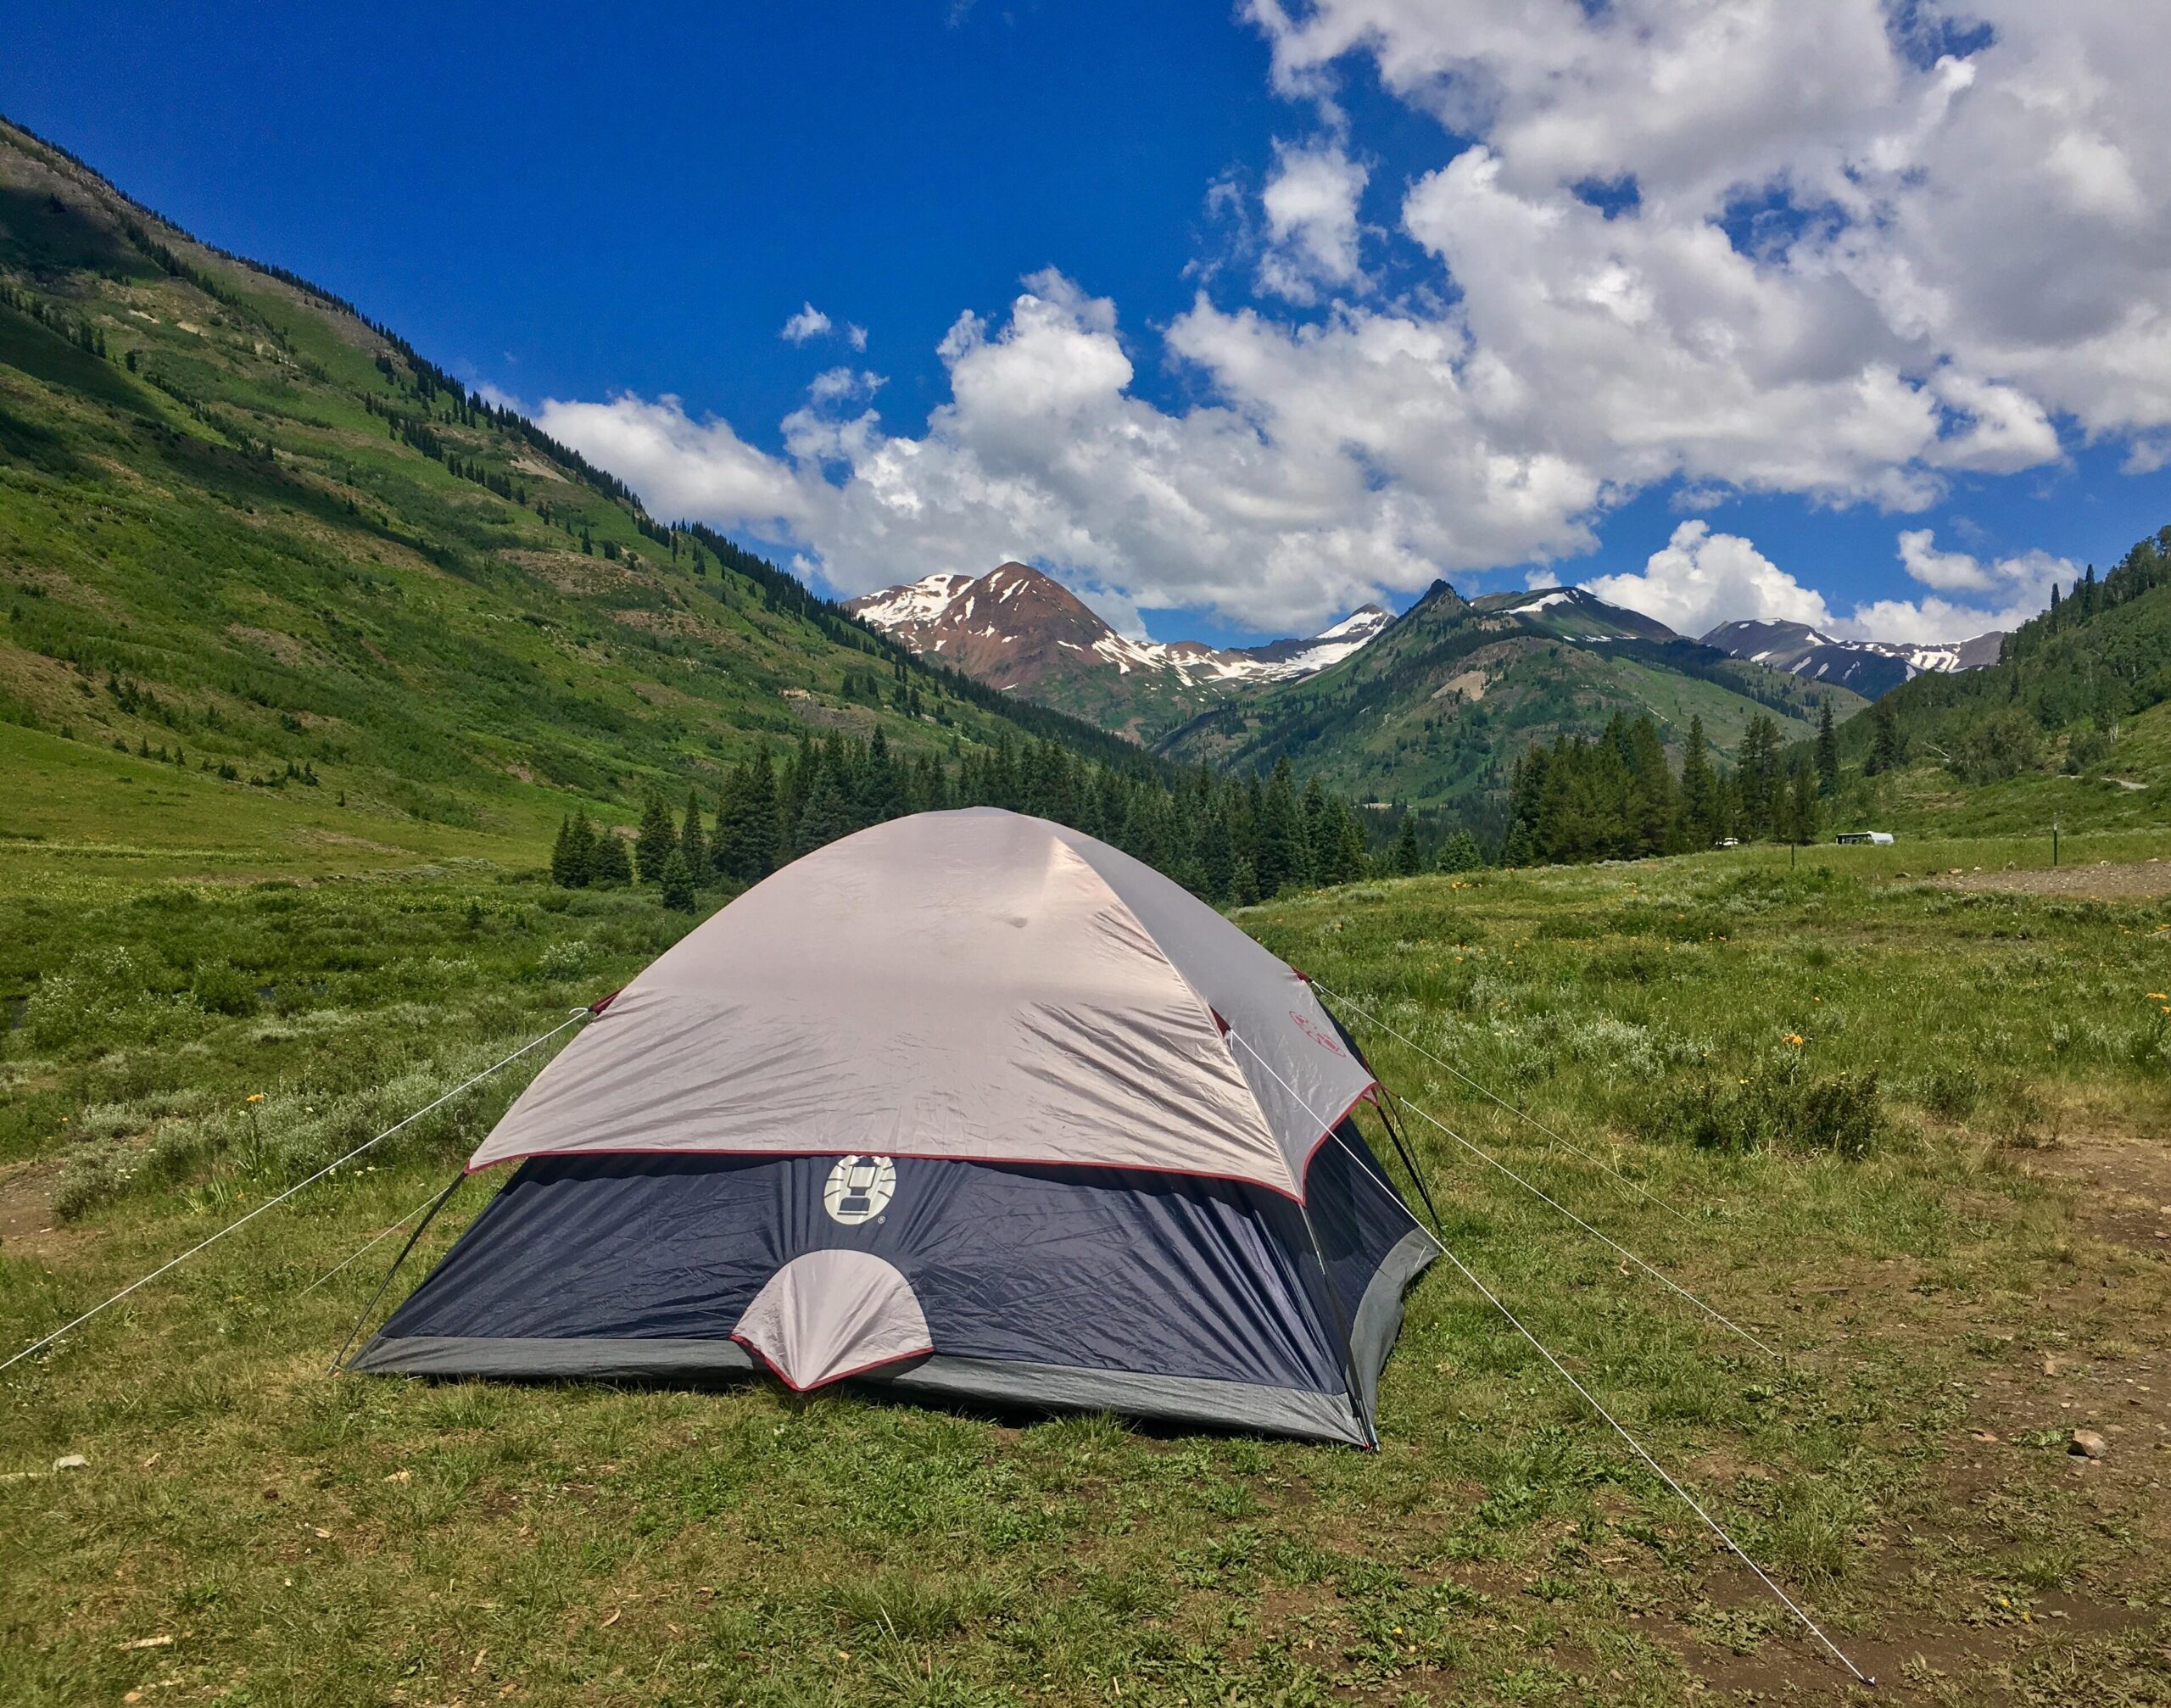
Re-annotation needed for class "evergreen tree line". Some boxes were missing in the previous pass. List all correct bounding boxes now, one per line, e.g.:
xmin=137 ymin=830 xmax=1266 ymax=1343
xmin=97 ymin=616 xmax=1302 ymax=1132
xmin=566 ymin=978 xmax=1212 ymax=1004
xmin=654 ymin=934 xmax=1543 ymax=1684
xmin=1498 ymin=709 xmax=1833 ymax=867
xmin=550 ymin=736 xmax=1390 ymax=910
xmin=2006 ymin=526 xmax=2171 ymax=659
xmin=0 ymin=276 xmax=106 ymax=356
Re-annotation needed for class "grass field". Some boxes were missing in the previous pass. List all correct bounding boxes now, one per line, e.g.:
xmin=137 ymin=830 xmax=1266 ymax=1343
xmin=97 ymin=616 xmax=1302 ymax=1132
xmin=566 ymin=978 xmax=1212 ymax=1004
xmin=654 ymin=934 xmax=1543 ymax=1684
xmin=6 ymin=829 xmax=2171 ymax=1705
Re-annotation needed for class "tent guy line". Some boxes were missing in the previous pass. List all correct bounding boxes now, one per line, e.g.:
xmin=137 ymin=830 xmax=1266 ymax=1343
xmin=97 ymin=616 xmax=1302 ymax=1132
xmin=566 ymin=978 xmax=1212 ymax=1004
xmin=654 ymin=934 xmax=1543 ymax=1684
xmin=1226 ymin=1026 xmax=1444 ymax=1258
xmin=1227 ymin=1025 xmax=1778 ymax=1360
xmin=1310 ymin=980 xmax=1696 ymax=1227
xmin=1428 ymin=1237 xmax=1875 ymax=1687
xmin=1389 ymin=1095 xmax=1783 ymax=1363
xmin=297 ymin=1175 xmax=472 ymax=1298
xmin=0 ymin=1012 xmax=590 ymax=1377
xmin=1226 ymin=1025 xmax=1872 ymax=1688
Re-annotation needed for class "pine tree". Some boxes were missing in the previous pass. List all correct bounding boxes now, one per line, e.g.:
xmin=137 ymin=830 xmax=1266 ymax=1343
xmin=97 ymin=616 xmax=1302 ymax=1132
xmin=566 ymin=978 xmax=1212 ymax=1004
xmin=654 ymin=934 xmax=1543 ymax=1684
xmin=550 ymin=814 xmax=589 ymax=888
xmin=1318 ymin=799 xmax=1369 ymax=887
xmin=795 ymin=767 xmax=852 ymax=856
xmin=1868 ymin=697 xmax=1905 ymax=774
xmin=714 ymin=751 xmax=780 ymax=884
xmin=679 ymin=789 xmax=707 ymax=879
xmin=857 ymin=727 xmax=907 ymax=824
xmin=1255 ymin=758 xmax=1311 ymax=897
xmin=659 ymin=847 xmax=697 ymax=913
xmin=1815 ymin=698 xmax=1840 ymax=796
xmin=591 ymin=825 xmax=632 ymax=884
xmin=1389 ymin=813 xmax=1423 ymax=876
xmin=1677 ymin=714 xmax=1719 ymax=849
xmin=1436 ymin=829 xmax=1484 ymax=874
xmin=634 ymin=792 xmax=677 ymax=884
xmin=1301 ymin=778 xmax=1335 ymax=879
xmin=1787 ymin=759 xmax=1822 ymax=845
xmin=1198 ymin=806 xmax=1236 ymax=903
xmin=1734 ymin=713 xmax=1783 ymax=839
xmin=1500 ymin=820 xmax=1537 ymax=868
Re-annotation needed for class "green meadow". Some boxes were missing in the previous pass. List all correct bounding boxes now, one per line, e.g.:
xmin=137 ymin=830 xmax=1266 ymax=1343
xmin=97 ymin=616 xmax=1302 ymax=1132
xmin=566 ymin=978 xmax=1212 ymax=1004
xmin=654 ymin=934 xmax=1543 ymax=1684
xmin=5 ymin=823 xmax=2170 ymax=1707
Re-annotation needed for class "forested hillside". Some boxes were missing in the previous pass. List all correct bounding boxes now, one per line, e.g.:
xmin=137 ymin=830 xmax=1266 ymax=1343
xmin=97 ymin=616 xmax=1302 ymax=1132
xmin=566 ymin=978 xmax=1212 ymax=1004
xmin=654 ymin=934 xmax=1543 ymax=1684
xmin=1821 ymin=522 xmax=2171 ymax=837
xmin=1845 ymin=525 xmax=2171 ymax=780
xmin=1158 ymin=577 xmax=1863 ymax=841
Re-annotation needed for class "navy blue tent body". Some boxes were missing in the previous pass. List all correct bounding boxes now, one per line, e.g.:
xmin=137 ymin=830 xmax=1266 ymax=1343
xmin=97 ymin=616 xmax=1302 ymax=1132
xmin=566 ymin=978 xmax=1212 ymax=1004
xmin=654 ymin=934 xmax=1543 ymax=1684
xmin=354 ymin=810 xmax=1437 ymax=1445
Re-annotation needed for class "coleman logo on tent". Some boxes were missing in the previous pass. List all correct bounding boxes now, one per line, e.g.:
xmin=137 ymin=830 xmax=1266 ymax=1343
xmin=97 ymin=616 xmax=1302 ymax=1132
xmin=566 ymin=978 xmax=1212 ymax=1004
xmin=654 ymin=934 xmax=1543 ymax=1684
xmin=824 ymin=1154 xmax=896 ymax=1225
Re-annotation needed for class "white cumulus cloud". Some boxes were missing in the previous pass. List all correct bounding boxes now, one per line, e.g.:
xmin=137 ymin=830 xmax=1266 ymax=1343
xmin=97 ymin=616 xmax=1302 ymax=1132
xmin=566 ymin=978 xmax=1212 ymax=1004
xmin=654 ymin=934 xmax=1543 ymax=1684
xmin=537 ymin=3 xmax=2171 ymax=634
xmin=534 ymin=394 xmax=811 ymax=533
xmin=1257 ymin=139 xmax=1370 ymax=303
xmin=1572 ymin=520 xmax=2073 ymax=645
xmin=1584 ymin=522 xmax=1835 ymax=638
xmin=780 ymin=303 xmax=832 ymax=344
xmin=1853 ymin=529 xmax=2074 ymax=639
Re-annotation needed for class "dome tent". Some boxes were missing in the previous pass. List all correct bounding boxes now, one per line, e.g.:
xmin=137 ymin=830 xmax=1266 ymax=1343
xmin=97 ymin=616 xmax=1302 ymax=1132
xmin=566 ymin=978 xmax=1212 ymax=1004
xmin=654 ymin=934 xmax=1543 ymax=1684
xmin=351 ymin=808 xmax=1439 ymax=1445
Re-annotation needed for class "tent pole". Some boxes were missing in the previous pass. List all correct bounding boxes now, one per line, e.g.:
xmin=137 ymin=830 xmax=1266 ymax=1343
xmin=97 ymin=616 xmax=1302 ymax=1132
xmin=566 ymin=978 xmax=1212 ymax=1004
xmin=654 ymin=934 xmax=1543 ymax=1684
xmin=327 ymin=1170 xmax=464 ymax=1374
xmin=1310 ymin=991 xmax=1447 ymax=1237
xmin=1373 ymin=1085 xmax=1447 ymax=1238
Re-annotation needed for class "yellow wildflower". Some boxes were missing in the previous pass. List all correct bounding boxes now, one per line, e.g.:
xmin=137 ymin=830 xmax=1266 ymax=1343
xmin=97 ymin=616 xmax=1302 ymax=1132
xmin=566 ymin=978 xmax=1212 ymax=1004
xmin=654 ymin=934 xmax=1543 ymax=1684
xmin=246 ymin=1092 xmax=265 ymax=1104
xmin=1783 ymin=1033 xmax=1805 ymax=1047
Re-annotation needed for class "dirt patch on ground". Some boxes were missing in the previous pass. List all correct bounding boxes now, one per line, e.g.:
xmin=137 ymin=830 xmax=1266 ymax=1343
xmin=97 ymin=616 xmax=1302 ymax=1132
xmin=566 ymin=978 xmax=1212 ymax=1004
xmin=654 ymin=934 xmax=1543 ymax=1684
xmin=0 ymin=1158 xmax=76 ymax=1258
xmin=224 ymin=624 xmax=319 ymax=669
xmin=2027 ymin=1118 xmax=2171 ymax=1253
xmin=293 ymin=829 xmax=405 ymax=856
xmin=1932 ymin=860 xmax=2171 ymax=901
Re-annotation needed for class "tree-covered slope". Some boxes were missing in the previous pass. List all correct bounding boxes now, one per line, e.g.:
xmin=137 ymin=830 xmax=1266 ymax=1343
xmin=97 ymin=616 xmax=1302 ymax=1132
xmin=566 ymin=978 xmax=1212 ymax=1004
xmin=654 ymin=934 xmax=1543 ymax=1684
xmin=1155 ymin=578 xmax=1865 ymax=823
xmin=0 ymin=116 xmax=1151 ymax=863
xmin=1821 ymin=522 xmax=2171 ymax=838
xmin=1844 ymin=525 xmax=2171 ymax=779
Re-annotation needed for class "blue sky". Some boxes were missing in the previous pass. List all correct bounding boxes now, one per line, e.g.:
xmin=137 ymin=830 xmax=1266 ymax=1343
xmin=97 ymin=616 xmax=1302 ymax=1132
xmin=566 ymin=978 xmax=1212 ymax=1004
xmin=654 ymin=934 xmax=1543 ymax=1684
xmin=7 ymin=2 xmax=2169 ymax=646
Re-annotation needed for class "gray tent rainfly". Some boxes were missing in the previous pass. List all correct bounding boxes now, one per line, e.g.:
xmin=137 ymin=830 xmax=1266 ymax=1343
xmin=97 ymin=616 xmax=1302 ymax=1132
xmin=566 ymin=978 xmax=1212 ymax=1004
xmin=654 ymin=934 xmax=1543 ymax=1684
xmin=352 ymin=808 xmax=1439 ymax=1445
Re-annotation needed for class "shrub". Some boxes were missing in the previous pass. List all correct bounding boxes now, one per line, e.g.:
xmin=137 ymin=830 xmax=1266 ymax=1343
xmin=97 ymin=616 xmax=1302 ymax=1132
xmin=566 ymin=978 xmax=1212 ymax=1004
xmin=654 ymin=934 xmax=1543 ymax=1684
xmin=192 ymin=962 xmax=259 ymax=1017
xmin=535 ymin=938 xmax=593 ymax=981
xmin=1648 ymin=1055 xmax=1884 ymax=1159
xmin=1948 ymin=708 xmax=2045 ymax=783
xmin=1916 ymin=1063 xmax=1979 ymax=1121
xmin=53 ymin=1139 xmax=142 ymax=1220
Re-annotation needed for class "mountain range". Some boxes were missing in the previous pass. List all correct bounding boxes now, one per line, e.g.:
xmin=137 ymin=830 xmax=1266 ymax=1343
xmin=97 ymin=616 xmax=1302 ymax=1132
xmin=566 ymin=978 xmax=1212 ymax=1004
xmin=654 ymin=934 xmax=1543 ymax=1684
xmin=849 ymin=565 xmax=2006 ymax=759
xmin=846 ymin=562 xmax=1390 ymax=740
xmin=846 ymin=564 xmax=2021 ymax=812
xmin=1700 ymin=618 xmax=2006 ymax=698
xmin=1152 ymin=580 xmax=1870 ymax=822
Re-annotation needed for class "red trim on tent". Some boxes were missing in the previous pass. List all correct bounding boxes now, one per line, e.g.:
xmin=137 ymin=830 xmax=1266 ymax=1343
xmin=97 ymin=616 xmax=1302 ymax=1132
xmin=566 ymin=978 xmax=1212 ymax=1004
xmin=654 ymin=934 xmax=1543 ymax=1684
xmin=586 ymin=988 xmax=625 ymax=1015
xmin=729 ymin=1334 xmax=935 ymax=1393
xmin=1294 ymin=1083 xmax=1383 ymax=1181
xmin=467 ymin=1079 xmax=1381 ymax=1206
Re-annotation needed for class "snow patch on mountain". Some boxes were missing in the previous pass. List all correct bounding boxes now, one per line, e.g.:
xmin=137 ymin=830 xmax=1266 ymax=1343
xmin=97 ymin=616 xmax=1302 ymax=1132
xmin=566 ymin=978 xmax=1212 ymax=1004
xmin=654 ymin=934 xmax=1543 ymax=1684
xmin=1701 ymin=618 xmax=2005 ymax=698
xmin=847 ymin=565 xmax=1391 ymax=690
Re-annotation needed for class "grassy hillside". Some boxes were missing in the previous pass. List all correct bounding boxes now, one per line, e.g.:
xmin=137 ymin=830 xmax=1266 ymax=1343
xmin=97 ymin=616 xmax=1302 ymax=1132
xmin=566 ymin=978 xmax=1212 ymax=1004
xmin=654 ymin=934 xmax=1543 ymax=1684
xmin=1158 ymin=580 xmax=1865 ymax=826
xmin=5 ymin=837 xmax=2170 ymax=1703
xmin=0 ymin=117 xmax=1152 ymax=877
